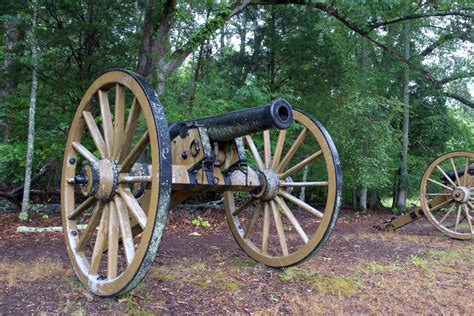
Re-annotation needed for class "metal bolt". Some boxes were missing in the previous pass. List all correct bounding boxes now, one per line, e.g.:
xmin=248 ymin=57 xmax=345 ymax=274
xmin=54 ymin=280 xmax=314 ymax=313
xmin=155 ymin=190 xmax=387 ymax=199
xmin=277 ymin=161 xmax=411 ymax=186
xmin=69 ymin=158 xmax=76 ymax=165
xmin=213 ymin=177 xmax=219 ymax=185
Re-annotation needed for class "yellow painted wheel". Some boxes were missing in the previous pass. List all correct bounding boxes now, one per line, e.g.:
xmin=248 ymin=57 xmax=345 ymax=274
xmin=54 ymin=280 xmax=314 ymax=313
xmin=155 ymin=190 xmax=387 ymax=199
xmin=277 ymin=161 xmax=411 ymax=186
xmin=420 ymin=151 xmax=474 ymax=240
xmin=61 ymin=69 xmax=172 ymax=296
xmin=224 ymin=109 xmax=342 ymax=267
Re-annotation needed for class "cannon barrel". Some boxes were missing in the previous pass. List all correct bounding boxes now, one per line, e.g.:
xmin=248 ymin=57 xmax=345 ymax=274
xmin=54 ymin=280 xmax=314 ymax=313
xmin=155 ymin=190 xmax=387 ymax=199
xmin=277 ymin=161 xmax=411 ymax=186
xmin=169 ymin=99 xmax=293 ymax=142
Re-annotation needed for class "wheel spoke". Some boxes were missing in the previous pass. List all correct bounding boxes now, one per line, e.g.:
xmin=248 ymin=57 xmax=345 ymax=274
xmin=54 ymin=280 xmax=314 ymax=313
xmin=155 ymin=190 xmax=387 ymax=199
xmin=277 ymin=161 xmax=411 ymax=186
xmin=448 ymin=158 xmax=461 ymax=186
xmin=115 ymin=197 xmax=135 ymax=265
xmin=245 ymin=135 xmax=265 ymax=172
xmin=261 ymin=202 xmax=270 ymax=255
xmin=279 ymin=150 xmax=322 ymax=180
xmin=107 ymin=201 xmax=120 ymax=279
xmin=277 ymin=127 xmax=307 ymax=173
xmin=263 ymin=130 xmax=272 ymax=168
xmin=275 ymin=196 xmax=309 ymax=244
xmin=232 ymin=196 xmax=256 ymax=216
xmin=439 ymin=207 xmax=454 ymax=224
xmin=90 ymin=203 xmax=110 ymax=275
xmin=278 ymin=190 xmax=323 ymax=218
xmin=83 ymin=111 xmax=108 ymax=159
xmin=454 ymin=204 xmax=462 ymax=232
xmin=271 ymin=130 xmax=286 ymax=169
xmin=99 ymin=90 xmax=114 ymax=157
xmin=270 ymin=200 xmax=289 ymax=256
xmin=280 ymin=181 xmax=328 ymax=187
xmin=72 ymin=142 xmax=98 ymax=164
xmin=120 ymin=131 xmax=150 ymax=172
xmin=436 ymin=165 xmax=456 ymax=188
xmin=463 ymin=204 xmax=473 ymax=233
xmin=428 ymin=178 xmax=453 ymax=191
xmin=429 ymin=198 xmax=454 ymax=213
xmin=119 ymin=97 xmax=141 ymax=163
xmin=243 ymin=201 xmax=262 ymax=239
xmin=118 ymin=187 xmax=147 ymax=230
xmin=112 ymin=84 xmax=125 ymax=159
xmin=76 ymin=201 xmax=104 ymax=252
xmin=68 ymin=196 xmax=96 ymax=220
xmin=425 ymin=193 xmax=451 ymax=196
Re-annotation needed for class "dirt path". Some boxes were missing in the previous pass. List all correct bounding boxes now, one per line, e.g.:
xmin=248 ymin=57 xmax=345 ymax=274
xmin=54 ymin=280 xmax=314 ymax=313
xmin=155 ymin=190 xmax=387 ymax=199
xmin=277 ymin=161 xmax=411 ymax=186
xmin=1 ymin=209 xmax=473 ymax=314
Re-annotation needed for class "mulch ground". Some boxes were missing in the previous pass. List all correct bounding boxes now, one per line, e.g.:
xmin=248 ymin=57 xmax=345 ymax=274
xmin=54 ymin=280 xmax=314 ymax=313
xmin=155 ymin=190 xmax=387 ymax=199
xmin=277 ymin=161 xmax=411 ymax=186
xmin=0 ymin=207 xmax=473 ymax=314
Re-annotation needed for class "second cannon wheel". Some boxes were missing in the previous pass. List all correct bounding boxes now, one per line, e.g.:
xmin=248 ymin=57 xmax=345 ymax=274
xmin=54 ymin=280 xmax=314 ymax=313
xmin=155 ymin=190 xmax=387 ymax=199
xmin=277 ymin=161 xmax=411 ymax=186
xmin=420 ymin=151 xmax=473 ymax=240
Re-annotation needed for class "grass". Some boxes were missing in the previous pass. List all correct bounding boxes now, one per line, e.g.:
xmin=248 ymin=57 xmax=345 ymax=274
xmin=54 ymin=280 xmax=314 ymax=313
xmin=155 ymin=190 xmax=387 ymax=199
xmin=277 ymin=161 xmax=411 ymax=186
xmin=409 ymin=255 xmax=429 ymax=269
xmin=149 ymin=260 xmax=244 ymax=292
xmin=191 ymin=271 xmax=244 ymax=291
xmin=150 ymin=268 xmax=177 ymax=282
xmin=0 ymin=257 xmax=69 ymax=286
xmin=278 ymin=267 xmax=359 ymax=297
xmin=365 ymin=262 xmax=402 ymax=273
xmin=279 ymin=267 xmax=307 ymax=281
xmin=305 ymin=274 xmax=359 ymax=296
xmin=229 ymin=258 xmax=259 ymax=268
xmin=423 ymin=248 xmax=460 ymax=260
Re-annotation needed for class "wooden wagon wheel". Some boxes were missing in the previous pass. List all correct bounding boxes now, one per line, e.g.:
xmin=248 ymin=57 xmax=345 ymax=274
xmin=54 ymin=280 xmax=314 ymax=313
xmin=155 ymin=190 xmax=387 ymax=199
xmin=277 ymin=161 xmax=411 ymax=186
xmin=224 ymin=109 xmax=342 ymax=267
xmin=420 ymin=151 xmax=474 ymax=240
xmin=61 ymin=69 xmax=172 ymax=296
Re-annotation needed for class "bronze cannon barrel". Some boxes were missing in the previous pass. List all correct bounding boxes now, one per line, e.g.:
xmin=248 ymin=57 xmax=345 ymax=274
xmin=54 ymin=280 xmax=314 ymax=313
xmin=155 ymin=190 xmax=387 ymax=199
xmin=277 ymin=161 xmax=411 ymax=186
xmin=169 ymin=99 xmax=293 ymax=142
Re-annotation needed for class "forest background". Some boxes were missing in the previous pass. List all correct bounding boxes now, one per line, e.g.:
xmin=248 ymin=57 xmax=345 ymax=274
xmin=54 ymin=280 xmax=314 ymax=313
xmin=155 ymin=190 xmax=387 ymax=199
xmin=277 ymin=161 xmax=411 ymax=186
xmin=0 ymin=0 xmax=472 ymax=213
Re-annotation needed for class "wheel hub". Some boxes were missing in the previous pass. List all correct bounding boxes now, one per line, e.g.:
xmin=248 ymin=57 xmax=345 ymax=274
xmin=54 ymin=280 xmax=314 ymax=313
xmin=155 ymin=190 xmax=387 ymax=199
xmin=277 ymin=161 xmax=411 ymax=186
xmin=78 ymin=158 xmax=119 ymax=201
xmin=452 ymin=186 xmax=470 ymax=203
xmin=253 ymin=168 xmax=280 ymax=201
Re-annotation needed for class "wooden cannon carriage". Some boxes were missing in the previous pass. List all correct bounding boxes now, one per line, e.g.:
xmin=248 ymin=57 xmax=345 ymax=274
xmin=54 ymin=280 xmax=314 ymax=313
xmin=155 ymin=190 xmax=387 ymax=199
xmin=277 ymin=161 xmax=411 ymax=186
xmin=61 ymin=69 xmax=342 ymax=296
xmin=376 ymin=151 xmax=473 ymax=239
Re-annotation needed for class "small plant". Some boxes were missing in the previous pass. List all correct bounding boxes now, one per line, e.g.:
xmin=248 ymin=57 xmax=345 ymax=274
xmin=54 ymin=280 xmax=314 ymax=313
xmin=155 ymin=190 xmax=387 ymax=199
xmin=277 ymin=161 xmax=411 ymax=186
xmin=42 ymin=214 xmax=49 ymax=220
xmin=279 ymin=267 xmax=306 ymax=281
xmin=410 ymin=255 xmax=428 ymax=269
xmin=191 ymin=216 xmax=211 ymax=229
xmin=18 ymin=212 xmax=28 ymax=221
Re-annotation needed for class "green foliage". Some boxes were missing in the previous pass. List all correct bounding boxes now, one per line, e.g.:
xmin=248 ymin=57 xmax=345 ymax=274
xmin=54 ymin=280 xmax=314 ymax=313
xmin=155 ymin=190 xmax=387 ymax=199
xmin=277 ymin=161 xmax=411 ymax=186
xmin=18 ymin=212 xmax=28 ymax=221
xmin=0 ymin=0 xmax=471 ymax=210
xmin=330 ymin=94 xmax=403 ymax=196
xmin=191 ymin=216 xmax=211 ymax=229
xmin=279 ymin=267 xmax=306 ymax=281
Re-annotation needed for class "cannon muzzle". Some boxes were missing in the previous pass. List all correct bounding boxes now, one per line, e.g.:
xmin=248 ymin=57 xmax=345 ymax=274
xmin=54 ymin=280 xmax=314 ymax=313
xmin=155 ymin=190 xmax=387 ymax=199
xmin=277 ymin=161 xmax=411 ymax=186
xmin=169 ymin=99 xmax=293 ymax=142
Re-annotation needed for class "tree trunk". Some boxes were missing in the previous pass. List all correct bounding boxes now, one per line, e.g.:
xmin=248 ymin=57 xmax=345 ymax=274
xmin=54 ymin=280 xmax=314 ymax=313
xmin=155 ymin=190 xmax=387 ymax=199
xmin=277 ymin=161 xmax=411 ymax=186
xmin=299 ymin=165 xmax=309 ymax=202
xmin=21 ymin=0 xmax=39 ymax=215
xmin=358 ymin=37 xmax=368 ymax=211
xmin=396 ymin=17 xmax=411 ymax=212
xmin=369 ymin=190 xmax=380 ymax=210
xmin=187 ymin=8 xmax=210 ymax=113
xmin=220 ymin=26 xmax=226 ymax=56
xmin=352 ymin=188 xmax=358 ymax=211
xmin=1 ymin=14 xmax=22 ymax=143
xmin=359 ymin=187 xmax=368 ymax=211
xmin=187 ymin=42 xmax=206 ymax=114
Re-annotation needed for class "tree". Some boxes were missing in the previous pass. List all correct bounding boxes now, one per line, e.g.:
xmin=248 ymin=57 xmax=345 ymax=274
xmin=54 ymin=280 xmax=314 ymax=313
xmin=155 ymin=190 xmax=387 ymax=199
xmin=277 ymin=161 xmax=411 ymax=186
xmin=21 ymin=0 xmax=39 ymax=216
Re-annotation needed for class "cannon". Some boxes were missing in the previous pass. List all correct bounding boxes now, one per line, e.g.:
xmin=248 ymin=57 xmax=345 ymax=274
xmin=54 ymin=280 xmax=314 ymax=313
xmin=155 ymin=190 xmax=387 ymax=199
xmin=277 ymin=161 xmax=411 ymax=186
xmin=61 ymin=69 xmax=342 ymax=296
xmin=376 ymin=151 xmax=473 ymax=239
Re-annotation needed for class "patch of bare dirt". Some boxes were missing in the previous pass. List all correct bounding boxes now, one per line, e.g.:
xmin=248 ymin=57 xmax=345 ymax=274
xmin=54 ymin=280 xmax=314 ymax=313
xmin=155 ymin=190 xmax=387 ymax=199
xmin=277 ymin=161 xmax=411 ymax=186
xmin=1 ymin=208 xmax=473 ymax=314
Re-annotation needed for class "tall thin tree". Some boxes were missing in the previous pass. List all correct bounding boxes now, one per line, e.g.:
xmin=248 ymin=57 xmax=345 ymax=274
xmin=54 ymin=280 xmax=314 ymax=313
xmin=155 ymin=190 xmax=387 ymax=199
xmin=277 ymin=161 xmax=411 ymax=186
xmin=396 ymin=14 xmax=411 ymax=212
xmin=21 ymin=0 xmax=39 ymax=216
